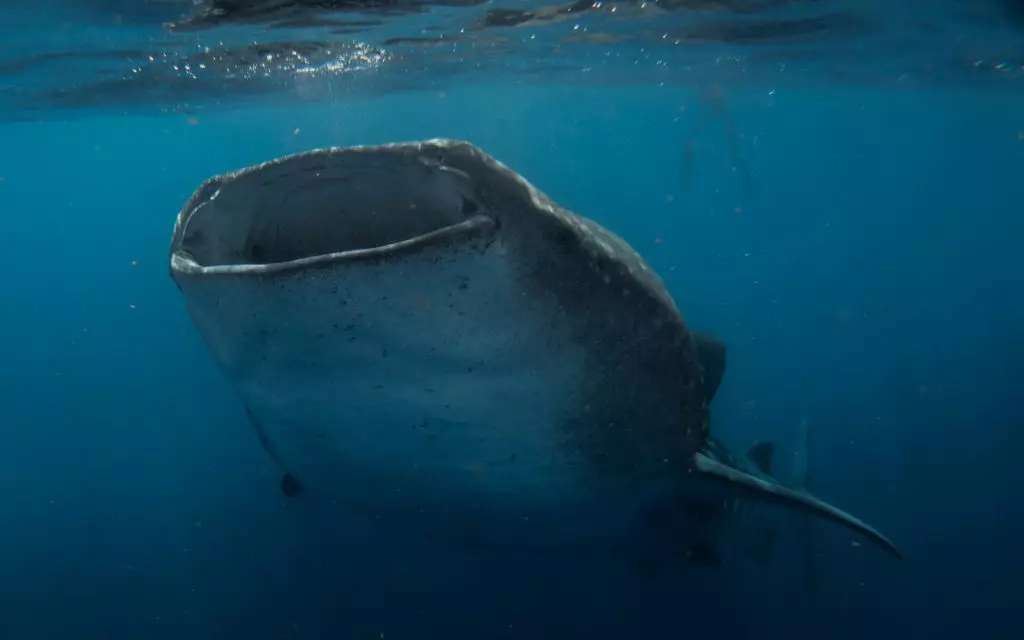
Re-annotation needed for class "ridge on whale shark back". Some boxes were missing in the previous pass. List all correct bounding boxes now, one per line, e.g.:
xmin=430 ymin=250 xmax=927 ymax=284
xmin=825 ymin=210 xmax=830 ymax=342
xmin=168 ymin=138 xmax=902 ymax=563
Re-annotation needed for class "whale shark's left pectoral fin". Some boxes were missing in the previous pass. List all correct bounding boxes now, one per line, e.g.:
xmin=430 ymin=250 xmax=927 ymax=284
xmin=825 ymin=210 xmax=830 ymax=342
xmin=694 ymin=453 xmax=902 ymax=560
xmin=245 ymin=406 xmax=305 ymax=498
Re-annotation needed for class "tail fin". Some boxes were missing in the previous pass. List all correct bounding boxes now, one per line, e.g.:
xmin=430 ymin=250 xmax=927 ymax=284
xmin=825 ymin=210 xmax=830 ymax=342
xmin=693 ymin=452 xmax=902 ymax=560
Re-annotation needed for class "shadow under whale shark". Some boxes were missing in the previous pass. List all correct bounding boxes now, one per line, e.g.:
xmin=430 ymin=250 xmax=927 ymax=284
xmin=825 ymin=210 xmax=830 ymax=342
xmin=167 ymin=138 xmax=902 ymax=567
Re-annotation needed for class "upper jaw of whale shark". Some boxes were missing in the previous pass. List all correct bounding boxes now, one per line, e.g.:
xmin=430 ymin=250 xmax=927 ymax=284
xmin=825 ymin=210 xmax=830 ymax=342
xmin=169 ymin=142 xmax=496 ymax=276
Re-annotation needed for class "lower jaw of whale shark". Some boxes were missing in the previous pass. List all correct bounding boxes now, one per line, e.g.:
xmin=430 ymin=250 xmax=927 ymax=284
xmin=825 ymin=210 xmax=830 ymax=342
xmin=168 ymin=139 xmax=902 ymax=564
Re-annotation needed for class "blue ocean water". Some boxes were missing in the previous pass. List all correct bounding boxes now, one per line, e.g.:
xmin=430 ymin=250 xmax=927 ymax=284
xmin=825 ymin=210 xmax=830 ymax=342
xmin=1 ymin=1 xmax=1023 ymax=638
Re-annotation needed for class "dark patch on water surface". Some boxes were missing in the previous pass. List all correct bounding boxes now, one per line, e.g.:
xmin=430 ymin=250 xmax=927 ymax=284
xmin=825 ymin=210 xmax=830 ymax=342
xmin=168 ymin=0 xmax=838 ymax=32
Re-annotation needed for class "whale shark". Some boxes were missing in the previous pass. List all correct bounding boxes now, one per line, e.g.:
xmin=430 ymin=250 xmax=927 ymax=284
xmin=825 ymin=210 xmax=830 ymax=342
xmin=168 ymin=138 xmax=902 ymax=563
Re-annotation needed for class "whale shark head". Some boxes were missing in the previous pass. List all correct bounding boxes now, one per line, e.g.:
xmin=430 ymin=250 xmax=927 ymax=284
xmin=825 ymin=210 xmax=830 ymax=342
xmin=169 ymin=138 xmax=901 ymax=564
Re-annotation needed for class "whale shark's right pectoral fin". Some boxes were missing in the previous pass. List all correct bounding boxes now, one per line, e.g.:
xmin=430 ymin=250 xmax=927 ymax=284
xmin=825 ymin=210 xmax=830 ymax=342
xmin=694 ymin=453 xmax=902 ymax=560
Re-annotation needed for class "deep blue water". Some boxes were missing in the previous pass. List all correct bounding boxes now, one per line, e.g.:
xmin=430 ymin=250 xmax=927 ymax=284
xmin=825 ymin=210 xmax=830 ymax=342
xmin=2 ymin=2 xmax=1024 ymax=639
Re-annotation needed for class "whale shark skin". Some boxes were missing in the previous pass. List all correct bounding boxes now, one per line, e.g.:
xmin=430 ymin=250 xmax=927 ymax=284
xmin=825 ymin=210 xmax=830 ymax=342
xmin=168 ymin=138 xmax=902 ymax=562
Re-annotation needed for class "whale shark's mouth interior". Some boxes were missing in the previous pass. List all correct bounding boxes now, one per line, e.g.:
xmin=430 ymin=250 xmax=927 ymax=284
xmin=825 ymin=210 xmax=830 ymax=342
xmin=178 ymin=152 xmax=487 ymax=268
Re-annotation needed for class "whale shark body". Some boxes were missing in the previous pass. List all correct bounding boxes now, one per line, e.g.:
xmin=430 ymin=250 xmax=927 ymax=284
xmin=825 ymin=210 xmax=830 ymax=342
xmin=168 ymin=138 xmax=901 ymax=565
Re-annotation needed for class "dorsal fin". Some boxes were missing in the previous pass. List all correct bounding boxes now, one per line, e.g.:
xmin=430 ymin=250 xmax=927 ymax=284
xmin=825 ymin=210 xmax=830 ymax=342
xmin=694 ymin=332 xmax=726 ymax=404
xmin=747 ymin=440 xmax=774 ymax=476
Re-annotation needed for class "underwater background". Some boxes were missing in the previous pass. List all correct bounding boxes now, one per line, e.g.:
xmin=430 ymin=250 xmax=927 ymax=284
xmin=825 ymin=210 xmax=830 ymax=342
xmin=1 ymin=1 xmax=1022 ymax=638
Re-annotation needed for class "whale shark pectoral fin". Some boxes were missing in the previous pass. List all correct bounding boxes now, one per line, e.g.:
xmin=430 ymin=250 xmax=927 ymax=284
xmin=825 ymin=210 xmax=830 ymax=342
xmin=693 ymin=453 xmax=903 ymax=560
xmin=244 ymin=407 xmax=305 ymax=498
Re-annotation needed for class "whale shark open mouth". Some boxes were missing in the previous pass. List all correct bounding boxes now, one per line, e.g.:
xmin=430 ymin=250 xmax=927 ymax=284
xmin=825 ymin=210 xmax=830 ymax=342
xmin=170 ymin=144 xmax=496 ymax=275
